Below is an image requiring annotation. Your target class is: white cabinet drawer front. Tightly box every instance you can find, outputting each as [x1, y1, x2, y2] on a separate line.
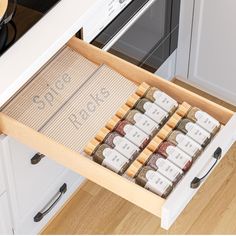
[0, 37, 235, 230]
[6, 137, 65, 218]
[14, 170, 83, 235]
[0, 193, 12, 235]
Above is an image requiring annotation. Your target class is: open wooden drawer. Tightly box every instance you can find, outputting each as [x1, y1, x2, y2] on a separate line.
[0, 37, 236, 230]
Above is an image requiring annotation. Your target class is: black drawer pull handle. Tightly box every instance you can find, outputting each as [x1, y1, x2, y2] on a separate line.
[191, 147, 222, 189]
[31, 153, 45, 165]
[34, 183, 67, 222]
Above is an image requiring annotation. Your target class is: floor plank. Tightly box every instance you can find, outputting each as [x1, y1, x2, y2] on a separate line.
[42, 79, 236, 234]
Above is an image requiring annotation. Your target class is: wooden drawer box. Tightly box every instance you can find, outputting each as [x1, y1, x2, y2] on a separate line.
[0, 37, 236, 230]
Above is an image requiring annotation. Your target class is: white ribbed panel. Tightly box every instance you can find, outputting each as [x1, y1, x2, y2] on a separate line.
[40, 64, 136, 152]
[2, 46, 98, 130]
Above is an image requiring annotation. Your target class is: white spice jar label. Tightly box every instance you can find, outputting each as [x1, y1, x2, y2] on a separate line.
[133, 112, 158, 135]
[195, 111, 220, 133]
[155, 158, 183, 182]
[185, 122, 211, 145]
[113, 136, 139, 160]
[123, 124, 149, 147]
[153, 91, 178, 112]
[145, 170, 172, 196]
[143, 101, 168, 124]
[102, 148, 129, 173]
[166, 146, 192, 169]
[175, 133, 202, 157]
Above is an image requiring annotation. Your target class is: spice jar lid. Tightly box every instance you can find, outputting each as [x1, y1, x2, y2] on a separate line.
[126, 93, 140, 108]
[147, 136, 163, 152]
[177, 102, 192, 117]
[125, 160, 143, 178]
[137, 148, 153, 164]
[116, 104, 130, 119]
[157, 124, 172, 140]
[84, 138, 100, 156]
[95, 127, 110, 142]
[167, 113, 182, 128]
[106, 116, 121, 130]
[135, 82, 150, 97]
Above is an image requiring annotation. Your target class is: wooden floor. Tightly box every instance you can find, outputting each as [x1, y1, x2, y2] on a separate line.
[43, 79, 236, 234]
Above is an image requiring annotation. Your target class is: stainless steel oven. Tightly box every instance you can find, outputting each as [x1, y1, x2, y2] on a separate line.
[83, 0, 180, 77]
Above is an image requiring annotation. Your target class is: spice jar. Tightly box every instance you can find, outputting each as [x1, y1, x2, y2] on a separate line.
[157, 141, 192, 172]
[177, 118, 211, 147]
[84, 138, 130, 174]
[136, 82, 178, 114]
[96, 127, 140, 160]
[116, 104, 159, 136]
[135, 166, 173, 198]
[187, 107, 220, 134]
[146, 153, 183, 185]
[126, 94, 168, 125]
[106, 116, 150, 149]
[167, 130, 202, 160]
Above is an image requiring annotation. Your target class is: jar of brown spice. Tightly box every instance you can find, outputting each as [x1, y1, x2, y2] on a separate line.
[84, 138, 129, 174]
[126, 93, 168, 125]
[136, 82, 178, 114]
[135, 166, 173, 198]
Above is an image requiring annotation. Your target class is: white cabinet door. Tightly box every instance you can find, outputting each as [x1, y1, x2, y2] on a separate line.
[0, 193, 12, 235]
[188, 0, 236, 105]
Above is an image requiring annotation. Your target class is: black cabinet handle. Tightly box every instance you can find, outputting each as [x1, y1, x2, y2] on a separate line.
[31, 153, 45, 165]
[191, 147, 222, 189]
[34, 183, 67, 222]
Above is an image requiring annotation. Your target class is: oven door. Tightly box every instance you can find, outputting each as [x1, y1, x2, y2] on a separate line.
[91, 0, 180, 75]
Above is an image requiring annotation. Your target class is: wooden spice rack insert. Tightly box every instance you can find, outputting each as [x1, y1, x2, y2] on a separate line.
[85, 80, 222, 199]
[0, 37, 235, 230]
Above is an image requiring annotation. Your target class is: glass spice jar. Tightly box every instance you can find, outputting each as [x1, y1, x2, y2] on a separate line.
[156, 141, 192, 172]
[126, 93, 168, 125]
[186, 107, 220, 135]
[84, 138, 129, 174]
[177, 118, 211, 147]
[125, 160, 143, 178]
[116, 104, 160, 137]
[135, 166, 173, 198]
[95, 127, 140, 160]
[106, 116, 150, 149]
[146, 153, 183, 185]
[135, 82, 178, 114]
[167, 130, 202, 161]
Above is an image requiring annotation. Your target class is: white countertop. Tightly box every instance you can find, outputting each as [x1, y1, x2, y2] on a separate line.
[0, 0, 100, 107]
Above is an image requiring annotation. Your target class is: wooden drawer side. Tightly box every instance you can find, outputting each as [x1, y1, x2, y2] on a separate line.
[68, 37, 234, 125]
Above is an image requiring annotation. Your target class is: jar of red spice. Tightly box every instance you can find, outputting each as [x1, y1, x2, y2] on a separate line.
[95, 127, 140, 161]
[106, 115, 150, 149]
[116, 104, 160, 136]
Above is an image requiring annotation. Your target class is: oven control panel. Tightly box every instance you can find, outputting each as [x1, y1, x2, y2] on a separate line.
[83, 0, 132, 42]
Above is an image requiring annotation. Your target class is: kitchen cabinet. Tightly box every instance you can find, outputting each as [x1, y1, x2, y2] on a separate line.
[0, 142, 6, 196]
[178, 0, 236, 105]
[0, 136, 84, 234]
[0, 37, 235, 230]
[0, 193, 12, 234]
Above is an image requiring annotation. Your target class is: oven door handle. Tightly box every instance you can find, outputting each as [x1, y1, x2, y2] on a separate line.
[102, 0, 156, 51]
